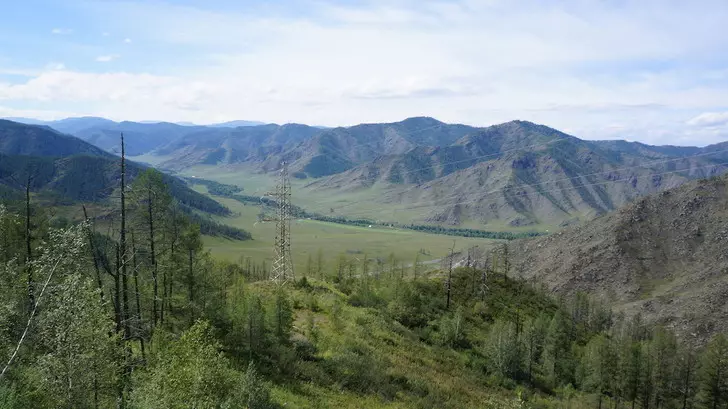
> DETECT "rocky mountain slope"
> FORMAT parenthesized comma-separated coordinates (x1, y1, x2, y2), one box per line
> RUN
(506, 174, 728, 340)
(309, 120, 728, 227)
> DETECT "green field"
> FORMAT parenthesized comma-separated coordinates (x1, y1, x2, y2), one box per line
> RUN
(201, 193, 501, 272)
(173, 164, 551, 233)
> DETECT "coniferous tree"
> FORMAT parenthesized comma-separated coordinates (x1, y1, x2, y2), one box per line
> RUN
(240, 362, 276, 409)
(698, 334, 728, 409)
(639, 341, 655, 409)
(180, 223, 203, 308)
(305, 254, 312, 279)
(676, 346, 699, 409)
(246, 295, 267, 360)
(271, 288, 293, 343)
(129, 169, 171, 327)
(522, 315, 549, 384)
(543, 310, 574, 387)
(651, 327, 678, 408)
(580, 334, 616, 409)
(617, 338, 643, 409)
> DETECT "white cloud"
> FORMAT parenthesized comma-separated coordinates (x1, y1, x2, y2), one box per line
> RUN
(687, 112, 728, 128)
(124, 38, 132, 43)
(46, 62, 65, 70)
(95, 55, 120, 62)
(2, 0, 726, 145)
(51, 28, 73, 35)
(0, 105, 81, 121)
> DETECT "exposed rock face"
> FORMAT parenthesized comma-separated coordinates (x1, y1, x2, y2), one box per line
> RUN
(506, 175, 728, 343)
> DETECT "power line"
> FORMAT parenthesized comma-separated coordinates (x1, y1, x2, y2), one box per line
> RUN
(263, 162, 294, 284)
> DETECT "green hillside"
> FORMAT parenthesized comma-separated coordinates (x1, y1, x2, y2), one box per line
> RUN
(2, 200, 727, 408)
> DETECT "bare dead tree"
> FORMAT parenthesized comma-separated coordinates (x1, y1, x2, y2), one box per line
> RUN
(446, 240, 456, 310)
(130, 231, 145, 361)
(82, 205, 105, 304)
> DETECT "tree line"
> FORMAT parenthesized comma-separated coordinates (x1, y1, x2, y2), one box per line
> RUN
(190, 177, 542, 240)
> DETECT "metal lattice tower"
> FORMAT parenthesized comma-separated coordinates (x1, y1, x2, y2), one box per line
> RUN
(265, 162, 294, 284)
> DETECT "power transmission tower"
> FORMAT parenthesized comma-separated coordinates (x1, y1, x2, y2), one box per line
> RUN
(265, 162, 294, 284)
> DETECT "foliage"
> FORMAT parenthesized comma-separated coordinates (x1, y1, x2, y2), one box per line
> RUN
(186, 177, 243, 196)
(131, 320, 254, 409)
(1, 201, 727, 409)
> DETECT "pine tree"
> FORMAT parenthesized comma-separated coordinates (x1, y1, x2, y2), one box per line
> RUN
(651, 327, 678, 407)
(698, 334, 728, 409)
(412, 252, 421, 280)
(246, 295, 267, 360)
(271, 288, 293, 343)
(639, 341, 655, 409)
(676, 345, 699, 409)
(130, 169, 172, 327)
(543, 310, 574, 387)
(522, 315, 548, 384)
(180, 223, 203, 311)
(580, 334, 616, 409)
(617, 339, 643, 409)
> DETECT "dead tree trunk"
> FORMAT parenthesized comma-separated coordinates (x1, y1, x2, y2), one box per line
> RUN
(446, 241, 456, 310)
(147, 185, 159, 326)
(131, 232, 145, 360)
(83, 205, 105, 304)
(25, 176, 34, 311)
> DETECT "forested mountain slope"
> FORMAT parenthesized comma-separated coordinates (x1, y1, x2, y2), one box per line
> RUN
(0, 119, 110, 158)
(0, 120, 229, 215)
(507, 174, 728, 340)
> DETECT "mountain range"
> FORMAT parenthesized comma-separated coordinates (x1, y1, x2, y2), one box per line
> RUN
(5, 115, 728, 229)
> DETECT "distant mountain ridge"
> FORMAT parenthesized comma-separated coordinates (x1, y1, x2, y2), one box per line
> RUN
(1, 116, 269, 156)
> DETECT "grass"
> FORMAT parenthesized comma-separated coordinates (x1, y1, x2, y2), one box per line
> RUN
(241, 276, 596, 408)
(204, 193, 500, 272)
(176, 164, 553, 231)
(248, 279, 523, 409)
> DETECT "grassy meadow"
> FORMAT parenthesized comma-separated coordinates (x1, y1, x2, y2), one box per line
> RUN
(202, 192, 500, 272)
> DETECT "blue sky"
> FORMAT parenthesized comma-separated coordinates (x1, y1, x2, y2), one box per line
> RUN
(1, 0, 728, 145)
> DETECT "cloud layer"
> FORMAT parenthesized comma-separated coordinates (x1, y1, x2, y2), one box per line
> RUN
(1, 0, 727, 145)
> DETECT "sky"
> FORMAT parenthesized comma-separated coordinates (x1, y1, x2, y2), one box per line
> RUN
(1, 0, 727, 146)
